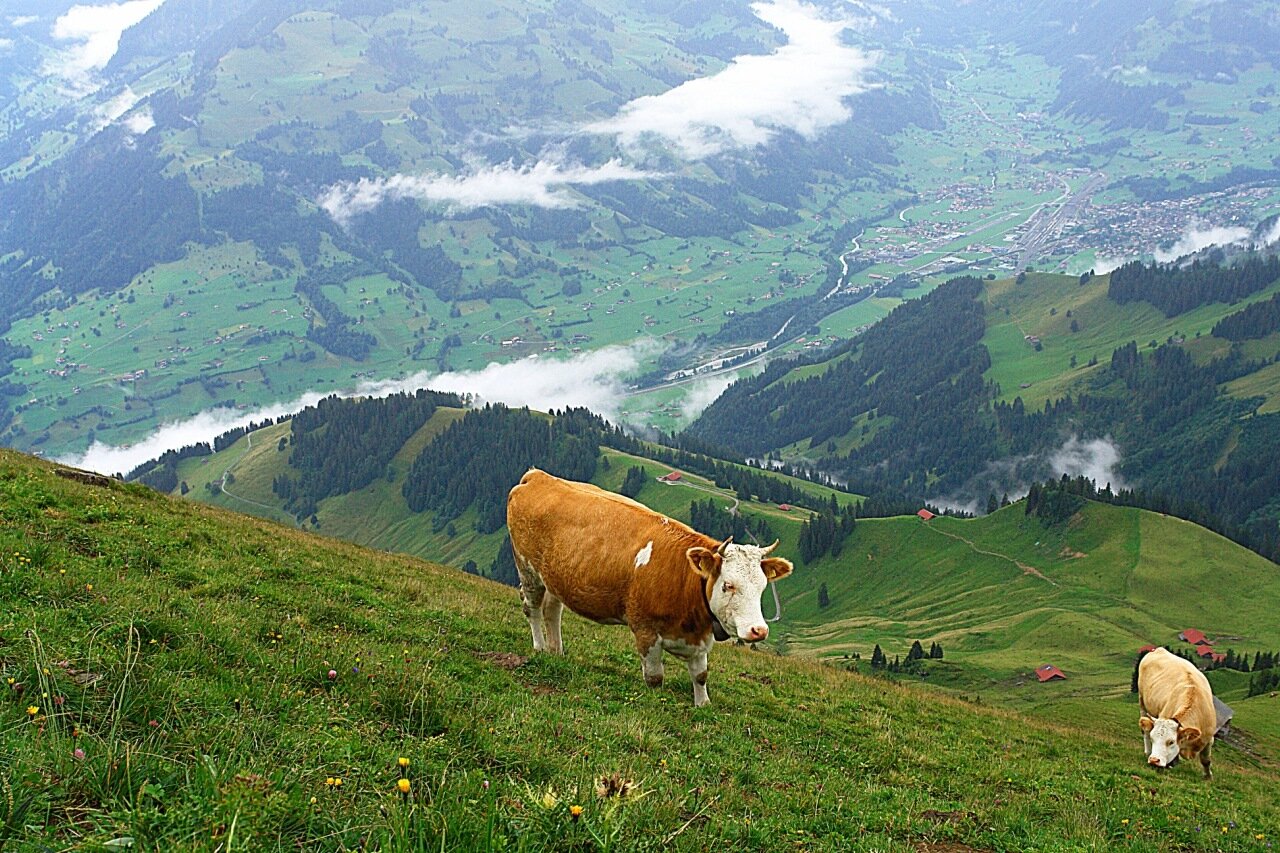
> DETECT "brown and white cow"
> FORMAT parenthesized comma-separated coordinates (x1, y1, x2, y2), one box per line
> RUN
(506, 468, 793, 706)
(1137, 647, 1218, 779)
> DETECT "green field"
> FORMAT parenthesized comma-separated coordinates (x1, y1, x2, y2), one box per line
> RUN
(4, 448, 1280, 850)
(982, 271, 1280, 409)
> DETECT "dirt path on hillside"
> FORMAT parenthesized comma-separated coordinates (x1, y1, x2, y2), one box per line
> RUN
(923, 523, 1057, 585)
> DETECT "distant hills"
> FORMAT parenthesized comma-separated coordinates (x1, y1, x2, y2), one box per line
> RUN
(690, 263, 1280, 560)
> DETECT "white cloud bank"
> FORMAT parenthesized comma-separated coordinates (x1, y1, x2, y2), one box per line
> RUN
(65, 344, 652, 476)
(45, 0, 167, 92)
(318, 159, 659, 226)
(1049, 435, 1127, 492)
(588, 0, 876, 159)
(319, 0, 877, 224)
(1153, 223, 1252, 263)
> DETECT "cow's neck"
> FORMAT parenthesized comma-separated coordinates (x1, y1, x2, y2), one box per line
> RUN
(701, 577, 730, 642)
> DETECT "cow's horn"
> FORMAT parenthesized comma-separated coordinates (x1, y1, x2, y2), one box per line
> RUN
(762, 539, 780, 555)
(716, 537, 734, 555)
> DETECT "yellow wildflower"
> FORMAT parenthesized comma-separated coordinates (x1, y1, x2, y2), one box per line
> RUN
(569, 805, 583, 821)
(397, 757, 410, 768)
(26, 705, 39, 717)
(397, 779, 411, 794)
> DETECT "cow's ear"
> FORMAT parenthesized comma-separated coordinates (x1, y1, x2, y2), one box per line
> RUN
(1139, 716, 1154, 733)
(1178, 725, 1201, 744)
(686, 546, 722, 580)
(762, 557, 793, 582)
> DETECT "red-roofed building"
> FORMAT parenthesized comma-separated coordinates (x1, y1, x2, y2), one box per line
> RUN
(917, 508, 935, 521)
(1211, 653, 1227, 664)
(778, 503, 793, 511)
(1180, 629, 1209, 646)
(658, 471, 682, 483)
(1138, 644, 1157, 655)
(1194, 644, 1215, 658)
(1036, 665, 1067, 682)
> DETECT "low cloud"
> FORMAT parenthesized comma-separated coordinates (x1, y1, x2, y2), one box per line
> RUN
(65, 343, 655, 475)
(1091, 255, 1130, 275)
(0, 38, 12, 52)
(1049, 435, 1128, 492)
(65, 391, 333, 477)
(45, 0, 168, 93)
(318, 159, 660, 226)
(9, 16, 39, 27)
(679, 373, 739, 421)
(588, 0, 876, 159)
(1153, 223, 1252, 263)
(91, 86, 139, 129)
(933, 434, 1127, 515)
(1261, 218, 1280, 247)
(371, 343, 653, 421)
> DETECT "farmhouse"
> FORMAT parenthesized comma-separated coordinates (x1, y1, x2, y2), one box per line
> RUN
(1035, 665, 1067, 682)
(1138, 644, 1157, 654)
(1179, 628, 1210, 645)
(1194, 644, 1215, 658)
(658, 471, 682, 483)
(916, 508, 935, 520)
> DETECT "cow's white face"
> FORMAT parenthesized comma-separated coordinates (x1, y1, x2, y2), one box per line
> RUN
(688, 540, 792, 643)
(1141, 716, 1197, 769)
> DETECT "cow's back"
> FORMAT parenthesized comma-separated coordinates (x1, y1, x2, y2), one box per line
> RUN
(507, 469, 698, 624)
(1138, 648, 1214, 723)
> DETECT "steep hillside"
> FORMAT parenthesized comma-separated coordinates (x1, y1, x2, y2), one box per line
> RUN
(777, 504, 1280, 712)
(3, 448, 1279, 850)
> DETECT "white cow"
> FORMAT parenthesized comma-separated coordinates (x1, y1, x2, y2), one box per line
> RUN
(1137, 648, 1217, 779)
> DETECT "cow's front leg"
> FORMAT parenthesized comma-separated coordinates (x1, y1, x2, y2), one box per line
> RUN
(686, 647, 710, 707)
(1200, 743, 1212, 780)
(1143, 728, 1152, 758)
(636, 630, 664, 688)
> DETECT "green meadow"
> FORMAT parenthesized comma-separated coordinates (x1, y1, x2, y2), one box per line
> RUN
(4, 449, 1280, 850)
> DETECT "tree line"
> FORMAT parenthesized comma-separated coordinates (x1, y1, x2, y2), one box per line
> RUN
(1108, 255, 1280, 318)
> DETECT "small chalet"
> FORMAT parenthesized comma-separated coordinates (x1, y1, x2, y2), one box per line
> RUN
(1194, 644, 1215, 658)
(1179, 629, 1210, 646)
(1036, 665, 1067, 682)
(916, 508, 936, 521)
(1211, 652, 1227, 665)
(658, 471, 682, 483)
(1138, 644, 1157, 655)
(778, 503, 793, 511)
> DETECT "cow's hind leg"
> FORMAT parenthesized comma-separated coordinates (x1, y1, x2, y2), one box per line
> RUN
(541, 594, 565, 655)
(515, 554, 549, 652)
(636, 630, 664, 688)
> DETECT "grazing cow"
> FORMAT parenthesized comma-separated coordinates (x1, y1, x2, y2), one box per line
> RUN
(1137, 647, 1218, 779)
(506, 468, 793, 706)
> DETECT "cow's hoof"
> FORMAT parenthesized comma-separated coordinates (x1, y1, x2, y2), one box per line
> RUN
(645, 675, 663, 688)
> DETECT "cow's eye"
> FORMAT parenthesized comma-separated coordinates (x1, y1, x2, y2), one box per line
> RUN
(722, 582, 735, 593)
(1166, 740, 1175, 747)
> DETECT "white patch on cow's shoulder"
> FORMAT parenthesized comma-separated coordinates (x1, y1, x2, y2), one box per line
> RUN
(634, 540, 654, 569)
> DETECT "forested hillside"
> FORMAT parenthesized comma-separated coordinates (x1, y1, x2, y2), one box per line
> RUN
(689, 262, 1280, 561)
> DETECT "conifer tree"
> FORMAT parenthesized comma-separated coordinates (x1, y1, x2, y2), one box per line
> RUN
(870, 644, 885, 669)
(817, 582, 830, 609)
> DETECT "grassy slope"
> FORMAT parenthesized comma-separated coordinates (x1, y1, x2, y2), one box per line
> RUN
(982, 271, 1280, 410)
(777, 502, 1280, 755)
(3, 449, 1280, 851)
